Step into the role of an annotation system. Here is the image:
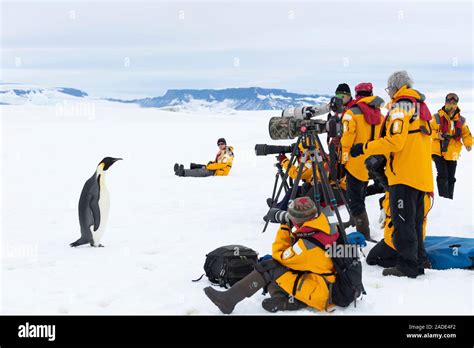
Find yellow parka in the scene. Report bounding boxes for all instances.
[281,143,329,183]
[341,96,385,182]
[382,191,432,249]
[272,215,336,311]
[363,85,434,193]
[281,142,313,182]
[206,146,234,176]
[430,107,472,161]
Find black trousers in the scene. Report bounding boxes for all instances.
[432,155,457,199]
[346,170,368,216]
[389,184,427,277]
[366,239,398,268]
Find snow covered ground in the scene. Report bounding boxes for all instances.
[1,98,472,315]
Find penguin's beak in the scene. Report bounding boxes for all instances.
[113,158,123,163]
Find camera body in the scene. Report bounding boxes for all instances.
[441,134,452,153]
[365,155,388,190]
[329,96,344,113]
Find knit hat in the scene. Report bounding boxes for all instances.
[217,138,226,145]
[355,82,373,97]
[287,197,318,224]
[335,83,351,96]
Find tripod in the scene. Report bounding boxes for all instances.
[262,130,352,242]
[267,160,290,208]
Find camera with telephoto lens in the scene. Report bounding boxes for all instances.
[365,155,388,190]
[281,105,320,119]
[269,96,344,141]
[268,116,328,140]
[264,208,290,224]
[255,143,298,156]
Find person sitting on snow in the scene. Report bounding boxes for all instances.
[204,196,339,314]
[174,138,234,177]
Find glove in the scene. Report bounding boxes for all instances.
[438,133,446,140]
[378,208,386,229]
[277,153,288,163]
[350,143,364,157]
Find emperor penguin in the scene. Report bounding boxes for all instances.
[70,157,122,247]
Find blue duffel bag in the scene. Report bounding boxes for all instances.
[424,236,474,270]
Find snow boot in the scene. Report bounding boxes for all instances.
[354,211,372,241]
[177,164,185,177]
[203,270,266,314]
[190,163,205,170]
[173,163,179,175]
[382,267,417,278]
[262,282,307,313]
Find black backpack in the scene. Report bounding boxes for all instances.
[329,253,365,307]
[194,245,258,288]
[311,237,366,308]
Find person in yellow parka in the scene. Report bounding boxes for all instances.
[204,196,339,314]
[366,191,432,269]
[350,71,433,278]
[174,138,234,177]
[340,82,385,241]
[430,93,472,199]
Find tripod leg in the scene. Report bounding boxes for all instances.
[312,133,348,242]
[262,137,303,233]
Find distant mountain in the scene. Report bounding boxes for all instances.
[1,84,329,111]
[110,87,330,111]
[0,84,88,105]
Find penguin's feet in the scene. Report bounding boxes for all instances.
[98,244,105,247]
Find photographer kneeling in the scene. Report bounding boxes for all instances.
[366,191,432,269]
[204,197,338,314]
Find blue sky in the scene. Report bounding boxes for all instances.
[1,0,472,99]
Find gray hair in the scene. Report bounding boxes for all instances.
[387,71,413,90]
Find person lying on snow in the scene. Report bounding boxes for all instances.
[174,138,234,177]
[204,196,339,314]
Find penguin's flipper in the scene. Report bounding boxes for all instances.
[90,198,101,231]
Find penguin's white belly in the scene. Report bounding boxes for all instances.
[92,187,110,246]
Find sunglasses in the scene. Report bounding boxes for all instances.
[445,98,458,104]
[384,86,396,94]
[217,143,226,146]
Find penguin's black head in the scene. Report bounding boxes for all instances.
[99,157,122,171]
